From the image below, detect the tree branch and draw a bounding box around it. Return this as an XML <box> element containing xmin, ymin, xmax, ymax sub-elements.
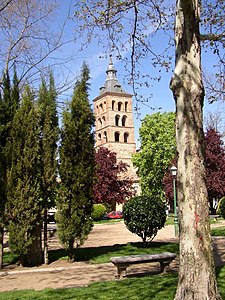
<box><xmin>0</xmin><ymin>0</ymin><xmax>13</xmax><ymax>13</ymax></box>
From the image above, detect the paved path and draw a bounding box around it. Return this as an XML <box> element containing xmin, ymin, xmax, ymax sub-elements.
<box><xmin>0</xmin><ymin>221</ymin><xmax>224</xmax><ymax>292</ymax></box>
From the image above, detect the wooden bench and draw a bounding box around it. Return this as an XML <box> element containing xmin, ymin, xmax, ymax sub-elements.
<box><xmin>110</xmin><ymin>252</ymin><xmax>177</xmax><ymax>279</ymax></box>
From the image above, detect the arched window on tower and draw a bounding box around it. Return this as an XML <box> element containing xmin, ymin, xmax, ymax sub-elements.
<box><xmin>118</xmin><ymin>102</ymin><xmax>122</xmax><ymax>111</ymax></box>
<box><xmin>98</xmin><ymin>118</ymin><xmax>102</xmax><ymax>127</ymax></box>
<box><xmin>112</xmin><ymin>100</ymin><xmax>115</xmax><ymax>110</ymax></box>
<box><xmin>98</xmin><ymin>133</ymin><xmax>101</xmax><ymax>140</ymax></box>
<box><xmin>96</xmin><ymin>105</ymin><xmax>99</xmax><ymax>114</ymax></box>
<box><xmin>103</xmin><ymin>131</ymin><xmax>108</xmax><ymax>142</ymax></box>
<box><xmin>99</xmin><ymin>103</ymin><xmax>103</xmax><ymax>112</ymax></box>
<box><xmin>115</xmin><ymin>131</ymin><xmax>120</xmax><ymax>142</ymax></box>
<box><xmin>104</xmin><ymin>101</ymin><xmax>106</xmax><ymax>111</ymax></box>
<box><xmin>125</xmin><ymin>101</ymin><xmax>128</xmax><ymax>112</ymax></box>
<box><xmin>115</xmin><ymin>115</ymin><xmax>120</xmax><ymax>126</ymax></box>
<box><xmin>122</xmin><ymin>115</ymin><xmax>127</xmax><ymax>126</ymax></box>
<box><xmin>124</xmin><ymin>132</ymin><xmax>129</xmax><ymax>143</ymax></box>
<box><xmin>102</xmin><ymin>116</ymin><xmax>106</xmax><ymax>126</ymax></box>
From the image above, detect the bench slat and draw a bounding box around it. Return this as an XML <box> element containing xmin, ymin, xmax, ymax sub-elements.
<box><xmin>110</xmin><ymin>252</ymin><xmax>176</xmax><ymax>264</ymax></box>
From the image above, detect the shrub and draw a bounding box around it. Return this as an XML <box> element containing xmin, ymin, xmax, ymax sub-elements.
<box><xmin>91</xmin><ymin>204</ymin><xmax>107</xmax><ymax>221</ymax></box>
<box><xmin>217</xmin><ymin>197</ymin><xmax>225</xmax><ymax>219</ymax></box>
<box><xmin>123</xmin><ymin>195</ymin><xmax>166</xmax><ymax>243</ymax></box>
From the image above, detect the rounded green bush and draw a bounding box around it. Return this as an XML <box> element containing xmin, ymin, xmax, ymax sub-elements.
<box><xmin>91</xmin><ymin>204</ymin><xmax>107</xmax><ymax>221</ymax></box>
<box><xmin>217</xmin><ymin>197</ymin><xmax>225</xmax><ymax>219</ymax></box>
<box><xmin>123</xmin><ymin>195</ymin><xmax>166</xmax><ymax>243</ymax></box>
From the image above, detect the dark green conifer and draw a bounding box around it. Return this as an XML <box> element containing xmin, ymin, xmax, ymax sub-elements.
<box><xmin>7</xmin><ymin>85</ymin><xmax>42</xmax><ymax>266</ymax></box>
<box><xmin>38</xmin><ymin>73</ymin><xmax>59</xmax><ymax>264</ymax></box>
<box><xmin>57</xmin><ymin>63</ymin><xmax>96</xmax><ymax>261</ymax></box>
<box><xmin>0</xmin><ymin>69</ymin><xmax>19</xmax><ymax>268</ymax></box>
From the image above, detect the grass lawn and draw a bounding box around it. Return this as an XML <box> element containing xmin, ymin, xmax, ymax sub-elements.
<box><xmin>0</xmin><ymin>267</ymin><xmax>225</xmax><ymax>300</ymax></box>
<box><xmin>211</xmin><ymin>227</ymin><xmax>225</xmax><ymax>237</ymax></box>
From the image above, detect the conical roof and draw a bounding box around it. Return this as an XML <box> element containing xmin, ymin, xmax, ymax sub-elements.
<box><xmin>99</xmin><ymin>56</ymin><xmax>127</xmax><ymax>95</ymax></box>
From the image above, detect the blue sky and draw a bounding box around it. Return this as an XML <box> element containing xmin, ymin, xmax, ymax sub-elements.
<box><xmin>52</xmin><ymin>1</ymin><xmax>225</xmax><ymax>146</ymax></box>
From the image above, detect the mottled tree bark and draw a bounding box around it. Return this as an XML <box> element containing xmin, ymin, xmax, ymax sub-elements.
<box><xmin>170</xmin><ymin>0</ymin><xmax>221</xmax><ymax>299</ymax></box>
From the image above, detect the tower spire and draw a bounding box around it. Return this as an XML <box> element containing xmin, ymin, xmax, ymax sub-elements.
<box><xmin>99</xmin><ymin>56</ymin><xmax>126</xmax><ymax>95</ymax></box>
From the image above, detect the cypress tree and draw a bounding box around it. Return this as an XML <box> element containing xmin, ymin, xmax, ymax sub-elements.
<box><xmin>38</xmin><ymin>73</ymin><xmax>59</xmax><ymax>264</ymax></box>
<box><xmin>0</xmin><ymin>69</ymin><xmax>19</xmax><ymax>269</ymax></box>
<box><xmin>7</xmin><ymin>85</ymin><xmax>42</xmax><ymax>266</ymax></box>
<box><xmin>57</xmin><ymin>62</ymin><xmax>96</xmax><ymax>261</ymax></box>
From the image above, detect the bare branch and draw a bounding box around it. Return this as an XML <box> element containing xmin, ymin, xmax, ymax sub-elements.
<box><xmin>0</xmin><ymin>0</ymin><xmax>73</xmax><ymax>92</ymax></box>
<box><xmin>0</xmin><ymin>0</ymin><xmax>13</xmax><ymax>13</ymax></box>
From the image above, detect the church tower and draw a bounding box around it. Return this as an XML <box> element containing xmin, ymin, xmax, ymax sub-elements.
<box><xmin>93</xmin><ymin>57</ymin><xmax>137</xmax><ymax>181</ymax></box>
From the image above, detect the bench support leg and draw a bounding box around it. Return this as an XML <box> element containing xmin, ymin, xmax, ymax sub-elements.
<box><xmin>116</xmin><ymin>265</ymin><xmax>128</xmax><ymax>279</ymax></box>
<box><xmin>159</xmin><ymin>261</ymin><xmax>171</xmax><ymax>273</ymax></box>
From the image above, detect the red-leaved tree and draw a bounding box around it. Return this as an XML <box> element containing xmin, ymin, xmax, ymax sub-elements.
<box><xmin>94</xmin><ymin>147</ymin><xmax>134</xmax><ymax>210</ymax></box>
<box><xmin>163</xmin><ymin>127</ymin><xmax>225</xmax><ymax>213</ymax></box>
<box><xmin>205</xmin><ymin>127</ymin><xmax>225</xmax><ymax>212</ymax></box>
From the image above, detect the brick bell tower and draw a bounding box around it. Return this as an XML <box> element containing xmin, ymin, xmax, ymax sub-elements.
<box><xmin>93</xmin><ymin>56</ymin><xmax>138</xmax><ymax>182</ymax></box>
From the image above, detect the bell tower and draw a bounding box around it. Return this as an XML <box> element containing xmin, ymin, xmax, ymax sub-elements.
<box><xmin>93</xmin><ymin>56</ymin><xmax>137</xmax><ymax>180</ymax></box>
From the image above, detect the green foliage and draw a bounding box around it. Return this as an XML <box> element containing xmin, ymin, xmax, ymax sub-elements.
<box><xmin>0</xmin><ymin>69</ymin><xmax>20</xmax><ymax>228</ymax></box>
<box><xmin>132</xmin><ymin>112</ymin><xmax>176</xmax><ymax>197</ymax></box>
<box><xmin>123</xmin><ymin>195</ymin><xmax>167</xmax><ymax>243</ymax></box>
<box><xmin>38</xmin><ymin>73</ymin><xmax>59</xmax><ymax>207</ymax></box>
<box><xmin>91</xmin><ymin>204</ymin><xmax>107</xmax><ymax>221</ymax></box>
<box><xmin>217</xmin><ymin>197</ymin><xmax>225</xmax><ymax>219</ymax></box>
<box><xmin>57</xmin><ymin>62</ymin><xmax>96</xmax><ymax>260</ymax></box>
<box><xmin>6</xmin><ymin>85</ymin><xmax>42</xmax><ymax>265</ymax></box>
<box><xmin>37</xmin><ymin>72</ymin><xmax>59</xmax><ymax>264</ymax></box>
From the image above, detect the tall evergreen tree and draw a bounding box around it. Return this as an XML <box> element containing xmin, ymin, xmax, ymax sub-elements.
<box><xmin>38</xmin><ymin>73</ymin><xmax>59</xmax><ymax>264</ymax></box>
<box><xmin>0</xmin><ymin>69</ymin><xmax>19</xmax><ymax>269</ymax></box>
<box><xmin>57</xmin><ymin>62</ymin><xmax>96</xmax><ymax>261</ymax></box>
<box><xmin>7</xmin><ymin>85</ymin><xmax>42</xmax><ymax>266</ymax></box>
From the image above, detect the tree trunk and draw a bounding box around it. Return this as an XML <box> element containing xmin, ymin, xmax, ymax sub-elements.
<box><xmin>0</xmin><ymin>226</ymin><xmax>4</xmax><ymax>269</ymax></box>
<box><xmin>43</xmin><ymin>208</ymin><xmax>49</xmax><ymax>264</ymax></box>
<box><xmin>26</xmin><ymin>224</ymin><xmax>43</xmax><ymax>266</ymax></box>
<box><xmin>170</xmin><ymin>1</ymin><xmax>221</xmax><ymax>299</ymax></box>
<box><xmin>68</xmin><ymin>239</ymin><xmax>74</xmax><ymax>262</ymax></box>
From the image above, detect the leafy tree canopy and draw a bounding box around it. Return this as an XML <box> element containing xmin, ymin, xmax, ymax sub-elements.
<box><xmin>94</xmin><ymin>146</ymin><xmax>134</xmax><ymax>209</ymax></box>
<box><xmin>123</xmin><ymin>195</ymin><xmax>166</xmax><ymax>243</ymax></box>
<box><xmin>163</xmin><ymin>127</ymin><xmax>225</xmax><ymax>211</ymax></box>
<box><xmin>205</xmin><ymin>127</ymin><xmax>225</xmax><ymax>202</ymax></box>
<box><xmin>132</xmin><ymin>112</ymin><xmax>176</xmax><ymax>196</ymax></box>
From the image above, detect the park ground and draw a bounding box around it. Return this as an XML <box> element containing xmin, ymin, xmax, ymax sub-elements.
<box><xmin>0</xmin><ymin>220</ymin><xmax>224</xmax><ymax>291</ymax></box>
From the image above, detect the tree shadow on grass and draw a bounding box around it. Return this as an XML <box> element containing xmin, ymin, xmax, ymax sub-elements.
<box><xmin>48</xmin><ymin>241</ymin><xmax>179</xmax><ymax>264</ymax></box>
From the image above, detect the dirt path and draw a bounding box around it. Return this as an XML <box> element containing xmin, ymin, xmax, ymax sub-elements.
<box><xmin>0</xmin><ymin>221</ymin><xmax>224</xmax><ymax>292</ymax></box>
